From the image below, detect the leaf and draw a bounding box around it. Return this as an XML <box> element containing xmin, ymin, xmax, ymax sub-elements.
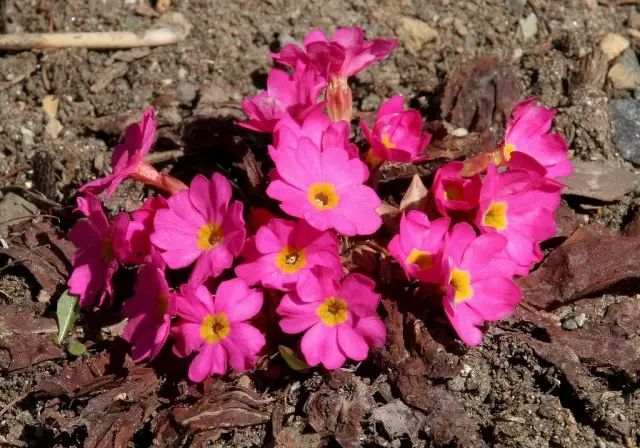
<box><xmin>399</xmin><ymin>175</ymin><xmax>427</xmax><ymax>212</ymax></box>
<box><xmin>278</xmin><ymin>345</ymin><xmax>311</xmax><ymax>371</ymax></box>
<box><xmin>57</xmin><ymin>289</ymin><xmax>80</xmax><ymax>344</ymax></box>
<box><xmin>67</xmin><ymin>341</ymin><xmax>88</xmax><ymax>357</ymax></box>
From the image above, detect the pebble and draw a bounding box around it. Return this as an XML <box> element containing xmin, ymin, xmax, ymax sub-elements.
<box><xmin>41</xmin><ymin>95</ymin><xmax>59</xmax><ymax>119</ymax></box>
<box><xmin>629</xmin><ymin>9</ymin><xmax>640</xmax><ymax>30</ymax></box>
<box><xmin>608</xmin><ymin>48</ymin><xmax>640</xmax><ymax>90</ymax></box>
<box><xmin>175</xmin><ymin>82</ymin><xmax>199</xmax><ymax>104</ymax></box>
<box><xmin>396</xmin><ymin>17</ymin><xmax>439</xmax><ymax>54</ymax></box>
<box><xmin>454</xmin><ymin>18</ymin><xmax>469</xmax><ymax>37</ymax></box>
<box><xmin>599</xmin><ymin>33</ymin><xmax>629</xmax><ymax>61</ymax></box>
<box><xmin>518</xmin><ymin>13</ymin><xmax>538</xmax><ymax>43</ymax></box>
<box><xmin>372</xmin><ymin>400</ymin><xmax>423</xmax><ymax>440</ymax></box>
<box><xmin>611</xmin><ymin>98</ymin><xmax>640</xmax><ymax>165</ymax></box>
<box><xmin>44</xmin><ymin>118</ymin><xmax>63</xmax><ymax>140</ymax></box>
<box><xmin>563</xmin><ymin>160</ymin><xmax>639</xmax><ymax>202</ymax></box>
<box><xmin>360</xmin><ymin>93</ymin><xmax>381</xmax><ymax>111</ymax></box>
<box><xmin>19</xmin><ymin>127</ymin><xmax>35</xmax><ymax>149</ymax></box>
<box><xmin>0</xmin><ymin>193</ymin><xmax>38</xmax><ymax>237</ymax></box>
<box><xmin>507</xmin><ymin>0</ymin><xmax>527</xmax><ymax>9</ymax></box>
<box><xmin>561</xmin><ymin>312</ymin><xmax>587</xmax><ymax>331</ymax></box>
<box><xmin>451</xmin><ymin>127</ymin><xmax>468</xmax><ymax>137</ymax></box>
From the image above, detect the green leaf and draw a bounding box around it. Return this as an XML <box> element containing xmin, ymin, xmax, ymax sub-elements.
<box><xmin>67</xmin><ymin>341</ymin><xmax>87</xmax><ymax>357</ymax></box>
<box><xmin>56</xmin><ymin>289</ymin><xmax>79</xmax><ymax>344</ymax></box>
<box><xmin>278</xmin><ymin>345</ymin><xmax>311</xmax><ymax>371</ymax></box>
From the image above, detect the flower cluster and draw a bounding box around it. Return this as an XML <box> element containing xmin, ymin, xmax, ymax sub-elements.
<box><xmin>67</xmin><ymin>27</ymin><xmax>572</xmax><ymax>382</ymax></box>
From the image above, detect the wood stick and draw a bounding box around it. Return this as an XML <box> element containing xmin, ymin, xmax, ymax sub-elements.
<box><xmin>0</xmin><ymin>26</ymin><xmax>187</xmax><ymax>50</ymax></box>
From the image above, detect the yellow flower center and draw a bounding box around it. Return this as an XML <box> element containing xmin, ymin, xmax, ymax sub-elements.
<box><xmin>449</xmin><ymin>268</ymin><xmax>473</xmax><ymax>303</ymax></box>
<box><xmin>308</xmin><ymin>183</ymin><xmax>340</xmax><ymax>210</ymax></box>
<box><xmin>482</xmin><ymin>201</ymin><xmax>508</xmax><ymax>231</ymax></box>
<box><xmin>381</xmin><ymin>133</ymin><xmax>396</xmax><ymax>149</ymax></box>
<box><xmin>317</xmin><ymin>297</ymin><xmax>349</xmax><ymax>326</ymax></box>
<box><xmin>503</xmin><ymin>143</ymin><xmax>517</xmax><ymax>162</ymax></box>
<box><xmin>200</xmin><ymin>313</ymin><xmax>231</xmax><ymax>344</ymax></box>
<box><xmin>197</xmin><ymin>222</ymin><xmax>224</xmax><ymax>250</ymax></box>
<box><xmin>406</xmin><ymin>248</ymin><xmax>432</xmax><ymax>271</ymax></box>
<box><xmin>443</xmin><ymin>183</ymin><xmax>465</xmax><ymax>201</ymax></box>
<box><xmin>275</xmin><ymin>246</ymin><xmax>307</xmax><ymax>274</ymax></box>
<box><xmin>100</xmin><ymin>237</ymin><xmax>114</xmax><ymax>263</ymax></box>
<box><xmin>155</xmin><ymin>292</ymin><xmax>169</xmax><ymax>318</ymax></box>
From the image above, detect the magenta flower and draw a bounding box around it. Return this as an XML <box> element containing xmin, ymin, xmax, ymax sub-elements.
<box><xmin>441</xmin><ymin>223</ymin><xmax>522</xmax><ymax>346</ymax></box>
<box><xmin>476</xmin><ymin>163</ymin><xmax>561</xmax><ymax>276</ymax></box>
<box><xmin>266</xmin><ymin>137</ymin><xmax>381</xmax><ymax>236</ymax></box>
<box><xmin>68</xmin><ymin>194</ymin><xmax>127</xmax><ymax>308</ymax></box>
<box><xmin>270</xmin><ymin>109</ymin><xmax>358</xmax><ymax>161</ymax></box>
<box><xmin>238</xmin><ymin>62</ymin><xmax>326</xmax><ymax>133</ymax></box>
<box><xmin>388</xmin><ymin>211</ymin><xmax>450</xmax><ymax>283</ymax></box>
<box><xmin>235</xmin><ymin>218</ymin><xmax>343</xmax><ymax>291</ymax></box>
<box><xmin>151</xmin><ymin>173</ymin><xmax>246</xmax><ymax>285</ymax></box>
<box><xmin>361</xmin><ymin>95</ymin><xmax>431</xmax><ymax>163</ymax></box>
<box><xmin>171</xmin><ymin>279</ymin><xmax>265</xmax><ymax>381</ymax></box>
<box><xmin>121</xmin><ymin>195</ymin><xmax>169</xmax><ymax>265</ymax></box>
<box><xmin>277</xmin><ymin>268</ymin><xmax>386</xmax><ymax>369</ymax></box>
<box><xmin>498</xmin><ymin>97</ymin><xmax>572</xmax><ymax>179</ymax></box>
<box><xmin>429</xmin><ymin>161</ymin><xmax>482</xmax><ymax>219</ymax></box>
<box><xmin>122</xmin><ymin>248</ymin><xmax>176</xmax><ymax>362</ymax></box>
<box><xmin>80</xmin><ymin>108</ymin><xmax>187</xmax><ymax>198</ymax></box>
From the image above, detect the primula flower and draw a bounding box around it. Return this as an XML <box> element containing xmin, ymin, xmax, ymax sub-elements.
<box><xmin>496</xmin><ymin>97</ymin><xmax>572</xmax><ymax>179</ymax></box>
<box><xmin>361</xmin><ymin>95</ymin><xmax>431</xmax><ymax>163</ymax></box>
<box><xmin>151</xmin><ymin>173</ymin><xmax>245</xmax><ymax>285</ymax></box>
<box><xmin>441</xmin><ymin>222</ymin><xmax>522</xmax><ymax>346</ymax></box>
<box><xmin>388</xmin><ymin>211</ymin><xmax>450</xmax><ymax>283</ymax></box>
<box><xmin>80</xmin><ymin>108</ymin><xmax>187</xmax><ymax>198</ymax></box>
<box><xmin>123</xmin><ymin>195</ymin><xmax>168</xmax><ymax>265</ymax></box>
<box><xmin>122</xmin><ymin>248</ymin><xmax>176</xmax><ymax>362</ymax></box>
<box><xmin>428</xmin><ymin>161</ymin><xmax>482</xmax><ymax>220</ymax></box>
<box><xmin>171</xmin><ymin>279</ymin><xmax>265</xmax><ymax>381</ymax></box>
<box><xmin>277</xmin><ymin>268</ymin><xmax>386</xmax><ymax>369</ymax></box>
<box><xmin>476</xmin><ymin>163</ymin><xmax>561</xmax><ymax>276</ymax></box>
<box><xmin>238</xmin><ymin>63</ymin><xmax>326</xmax><ymax>133</ymax></box>
<box><xmin>266</xmin><ymin>137</ymin><xmax>381</xmax><ymax>236</ymax></box>
<box><xmin>270</xmin><ymin>110</ymin><xmax>358</xmax><ymax>161</ymax></box>
<box><xmin>68</xmin><ymin>194</ymin><xmax>127</xmax><ymax>308</ymax></box>
<box><xmin>235</xmin><ymin>218</ymin><xmax>342</xmax><ymax>291</ymax></box>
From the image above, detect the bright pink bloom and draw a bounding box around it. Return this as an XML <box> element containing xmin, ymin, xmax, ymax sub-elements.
<box><xmin>266</xmin><ymin>138</ymin><xmax>381</xmax><ymax>236</ymax></box>
<box><xmin>235</xmin><ymin>218</ymin><xmax>342</xmax><ymax>291</ymax></box>
<box><xmin>270</xmin><ymin>109</ymin><xmax>358</xmax><ymax>161</ymax></box>
<box><xmin>277</xmin><ymin>268</ymin><xmax>386</xmax><ymax>369</ymax></box>
<box><xmin>429</xmin><ymin>161</ymin><xmax>482</xmax><ymax>219</ymax></box>
<box><xmin>122</xmin><ymin>248</ymin><xmax>176</xmax><ymax>362</ymax></box>
<box><xmin>68</xmin><ymin>194</ymin><xmax>127</xmax><ymax>307</ymax></box>
<box><xmin>361</xmin><ymin>95</ymin><xmax>431</xmax><ymax>163</ymax></box>
<box><xmin>476</xmin><ymin>163</ymin><xmax>561</xmax><ymax>276</ymax></box>
<box><xmin>271</xmin><ymin>27</ymin><xmax>397</xmax><ymax>80</ymax></box>
<box><xmin>499</xmin><ymin>97</ymin><xmax>572</xmax><ymax>179</ymax></box>
<box><xmin>124</xmin><ymin>195</ymin><xmax>169</xmax><ymax>264</ymax></box>
<box><xmin>238</xmin><ymin>63</ymin><xmax>326</xmax><ymax>133</ymax></box>
<box><xmin>171</xmin><ymin>279</ymin><xmax>265</xmax><ymax>381</ymax></box>
<box><xmin>441</xmin><ymin>223</ymin><xmax>522</xmax><ymax>346</ymax></box>
<box><xmin>388</xmin><ymin>211</ymin><xmax>450</xmax><ymax>283</ymax></box>
<box><xmin>151</xmin><ymin>173</ymin><xmax>245</xmax><ymax>285</ymax></box>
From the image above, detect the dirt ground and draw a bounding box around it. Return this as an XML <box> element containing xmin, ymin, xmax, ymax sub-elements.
<box><xmin>0</xmin><ymin>0</ymin><xmax>639</xmax><ymax>447</ymax></box>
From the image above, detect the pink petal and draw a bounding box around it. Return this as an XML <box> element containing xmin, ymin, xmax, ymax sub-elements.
<box><xmin>221</xmin><ymin>322</ymin><xmax>265</xmax><ymax>371</ymax></box>
<box><xmin>337</xmin><ymin>273</ymin><xmax>380</xmax><ymax>317</ymax></box>
<box><xmin>337</xmin><ymin>324</ymin><xmax>369</xmax><ymax>361</ymax></box>
<box><xmin>171</xmin><ymin>321</ymin><xmax>204</xmax><ymax>358</ymax></box>
<box><xmin>300</xmin><ymin>323</ymin><xmax>346</xmax><ymax>369</ymax></box>
<box><xmin>235</xmin><ymin>254</ymin><xmax>280</xmax><ymax>286</ymax></box>
<box><xmin>469</xmin><ymin>278</ymin><xmax>522</xmax><ymax>321</ymax></box>
<box><xmin>354</xmin><ymin>316</ymin><xmax>386</xmax><ymax>348</ymax></box>
<box><xmin>189</xmin><ymin>246</ymin><xmax>234</xmax><ymax>284</ymax></box>
<box><xmin>377</xmin><ymin>95</ymin><xmax>404</xmax><ymax>118</ymax></box>
<box><xmin>188</xmin><ymin>344</ymin><xmax>221</xmax><ymax>381</ymax></box>
<box><xmin>215</xmin><ymin>278</ymin><xmax>263</xmax><ymax>323</ymax></box>
<box><xmin>296</xmin><ymin>267</ymin><xmax>339</xmax><ymax>303</ymax></box>
<box><xmin>277</xmin><ymin>292</ymin><xmax>321</xmax><ymax>333</ymax></box>
<box><xmin>443</xmin><ymin>299</ymin><xmax>484</xmax><ymax>346</ymax></box>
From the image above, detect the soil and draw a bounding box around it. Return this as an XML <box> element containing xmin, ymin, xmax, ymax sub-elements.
<box><xmin>0</xmin><ymin>0</ymin><xmax>639</xmax><ymax>447</ymax></box>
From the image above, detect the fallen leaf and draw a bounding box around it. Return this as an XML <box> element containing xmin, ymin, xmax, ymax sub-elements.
<box><xmin>562</xmin><ymin>160</ymin><xmax>639</xmax><ymax>202</ymax></box>
<box><xmin>278</xmin><ymin>345</ymin><xmax>310</xmax><ymax>371</ymax></box>
<box><xmin>67</xmin><ymin>341</ymin><xmax>87</xmax><ymax>357</ymax></box>
<box><xmin>399</xmin><ymin>174</ymin><xmax>428</xmax><ymax>211</ymax></box>
<box><xmin>56</xmin><ymin>289</ymin><xmax>79</xmax><ymax>344</ymax></box>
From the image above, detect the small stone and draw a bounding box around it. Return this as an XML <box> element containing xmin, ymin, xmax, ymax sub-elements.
<box><xmin>518</xmin><ymin>13</ymin><xmax>538</xmax><ymax>43</ymax></box>
<box><xmin>41</xmin><ymin>95</ymin><xmax>59</xmax><ymax>119</ymax></box>
<box><xmin>561</xmin><ymin>313</ymin><xmax>586</xmax><ymax>331</ymax></box>
<box><xmin>562</xmin><ymin>318</ymin><xmax>578</xmax><ymax>331</ymax></box>
<box><xmin>372</xmin><ymin>400</ymin><xmax>424</xmax><ymax>441</ymax></box>
<box><xmin>20</xmin><ymin>127</ymin><xmax>35</xmax><ymax>149</ymax></box>
<box><xmin>629</xmin><ymin>9</ymin><xmax>640</xmax><ymax>30</ymax></box>
<box><xmin>465</xmin><ymin>378</ymin><xmax>479</xmax><ymax>391</ymax></box>
<box><xmin>563</xmin><ymin>160</ymin><xmax>639</xmax><ymax>202</ymax></box>
<box><xmin>454</xmin><ymin>18</ymin><xmax>468</xmax><ymax>37</ymax></box>
<box><xmin>360</xmin><ymin>93</ymin><xmax>381</xmax><ymax>111</ymax></box>
<box><xmin>612</xmin><ymin>99</ymin><xmax>640</xmax><ymax>165</ymax></box>
<box><xmin>396</xmin><ymin>17</ymin><xmax>438</xmax><ymax>54</ymax></box>
<box><xmin>608</xmin><ymin>48</ymin><xmax>640</xmax><ymax>90</ymax></box>
<box><xmin>0</xmin><ymin>193</ymin><xmax>38</xmax><ymax>237</ymax></box>
<box><xmin>451</xmin><ymin>127</ymin><xmax>468</xmax><ymax>137</ymax></box>
<box><xmin>600</xmin><ymin>33</ymin><xmax>630</xmax><ymax>61</ymax></box>
<box><xmin>175</xmin><ymin>82</ymin><xmax>199</xmax><ymax>105</ymax></box>
<box><xmin>507</xmin><ymin>0</ymin><xmax>527</xmax><ymax>9</ymax></box>
<box><xmin>45</xmin><ymin>118</ymin><xmax>63</xmax><ymax>140</ymax></box>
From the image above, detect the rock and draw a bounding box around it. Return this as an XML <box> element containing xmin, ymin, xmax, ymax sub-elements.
<box><xmin>629</xmin><ymin>9</ymin><xmax>640</xmax><ymax>30</ymax></box>
<box><xmin>175</xmin><ymin>82</ymin><xmax>199</xmax><ymax>105</ymax></box>
<box><xmin>611</xmin><ymin>98</ymin><xmax>640</xmax><ymax>165</ymax></box>
<box><xmin>561</xmin><ymin>312</ymin><xmax>587</xmax><ymax>331</ymax></box>
<box><xmin>0</xmin><ymin>193</ymin><xmax>38</xmax><ymax>237</ymax></box>
<box><xmin>90</xmin><ymin>62</ymin><xmax>129</xmax><ymax>93</ymax></box>
<box><xmin>396</xmin><ymin>17</ymin><xmax>438</xmax><ymax>54</ymax></box>
<box><xmin>453</xmin><ymin>18</ymin><xmax>468</xmax><ymax>37</ymax></box>
<box><xmin>599</xmin><ymin>33</ymin><xmax>630</xmax><ymax>61</ymax></box>
<box><xmin>41</xmin><ymin>95</ymin><xmax>59</xmax><ymax>119</ymax></box>
<box><xmin>563</xmin><ymin>160</ymin><xmax>639</xmax><ymax>202</ymax></box>
<box><xmin>360</xmin><ymin>93</ymin><xmax>380</xmax><ymax>111</ymax></box>
<box><xmin>608</xmin><ymin>48</ymin><xmax>640</xmax><ymax>90</ymax></box>
<box><xmin>44</xmin><ymin>118</ymin><xmax>63</xmax><ymax>140</ymax></box>
<box><xmin>372</xmin><ymin>400</ymin><xmax>425</xmax><ymax>442</ymax></box>
<box><xmin>518</xmin><ymin>13</ymin><xmax>538</xmax><ymax>43</ymax></box>
<box><xmin>507</xmin><ymin>0</ymin><xmax>527</xmax><ymax>9</ymax></box>
<box><xmin>20</xmin><ymin>127</ymin><xmax>35</xmax><ymax>149</ymax></box>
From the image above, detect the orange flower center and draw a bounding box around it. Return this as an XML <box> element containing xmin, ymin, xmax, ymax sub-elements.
<box><xmin>482</xmin><ymin>201</ymin><xmax>508</xmax><ymax>231</ymax></box>
<box><xmin>317</xmin><ymin>297</ymin><xmax>348</xmax><ymax>326</ymax></box>
<box><xmin>275</xmin><ymin>246</ymin><xmax>307</xmax><ymax>274</ymax></box>
<box><xmin>381</xmin><ymin>133</ymin><xmax>396</xmax><ymax>149</ymax></box>
<box><xmin>197</xmin><ymin>222</ymin><xmax>224</xmax><ymax>250</ymax></box>
<box><xmin>443</xmin><ymin>182</ymin><xmax>465</xmax><ymax>201</ymax></box>
<box><xmin>449</xmin><ymin>268</ymin><xmax>473</xmax><ymax>303</ymax></box>
<box><xmin>406</xmin><ymin>249</ymin><xmax>432</xmax><ymax>271</ymax></box>
<box><xmin>308</xmin><ymin>183</ymin><xmax>340</xmax><ymax>210</ymax></box>
<box><xmin>503</xmin><ymin>143</ymin><xmax>517</xmax><ymax>161</ymax></box>
<box><xmin>200</xmin><ymin>313</ymin><xmax>231</xmax><ymax>344</ymax></box>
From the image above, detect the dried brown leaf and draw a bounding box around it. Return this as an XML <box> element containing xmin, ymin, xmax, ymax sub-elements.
<box><xmin>399</xmin><ymin>174</ymin><xmax>427</xmax><ymax>212</ymax></box>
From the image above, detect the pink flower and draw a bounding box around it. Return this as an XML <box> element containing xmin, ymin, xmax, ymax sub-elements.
<box><xmin>498</xmin><ymin>97</ymin><xmax>572</xmax><ymax>179</ymax></box>
<box><xmin>122</xmin><ymin>196</ymin><xmax>168</xmax><ymax>264</ymax></box>
<box><xmin>238</xmin><ymin>63</ymin><xmax>326</xmax><ymax>133</ymax></box>
<box><xmin>361</xmin><ymin>95</ymin><xmax>431</xmax><ymax>163</ymax></box>
<box><xmin>68</xmin><ymin>194</ymin><xmax>127</xmax><ymax>308</ymax></box>
<box><xmin>171</xmin><ymin>279</ymin><xmax>265</xmax><ymax>381</ymax></box>
<box><xmin>235</xmin><ymin>218</ymin><xmax>342</xmax><ymax>291</ymax></box>
<box><xmin>271</xmin><ymin>27</ymin><xmax>397</xmax><ymax>80</ymax></box>
<box><xmin>266</xmin><ymin>137</ymin><xmax>381</xmax><ymax>236</ymax></box>
<box><xmin>270</xmin><ymin>109</ymin><xmax>358</xmax><ymax>161</ymax></box>
<box><xmin>441</xmin><ymin>223</ymin><xmax>522</xmax><ymax>346</ymax></box>
<box><xmin>122</xmin><ymin>248</ymin><xmax>176</xmax><ymax>362</ymax></box>
<box><xmin>151</xmin><ymin>173</ymin><xmax>245</xmax><ymax>285</ymax></box>
<box><xmin>388</xmin><ymin>211</ymin><xmax>450</xmax><ymax>283</ymax></box>
<box><xmin>277</xmin><ymin>268</ymin><xmax>386</xmax><ymax>369</ymax></box>
<box><xmin>428</xmin><ymin>161</ymin><xmax>482</xmax><ymax>219</ymax></box>
<box><xmin>476</xmin><ymin>163</ymin><xmax>561</xmax><ymax>276</ymax></box>
<box><xmin>80</xmin><ymin>108</ymin><xmax>187</xmax><ymax>198</ymax></box>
